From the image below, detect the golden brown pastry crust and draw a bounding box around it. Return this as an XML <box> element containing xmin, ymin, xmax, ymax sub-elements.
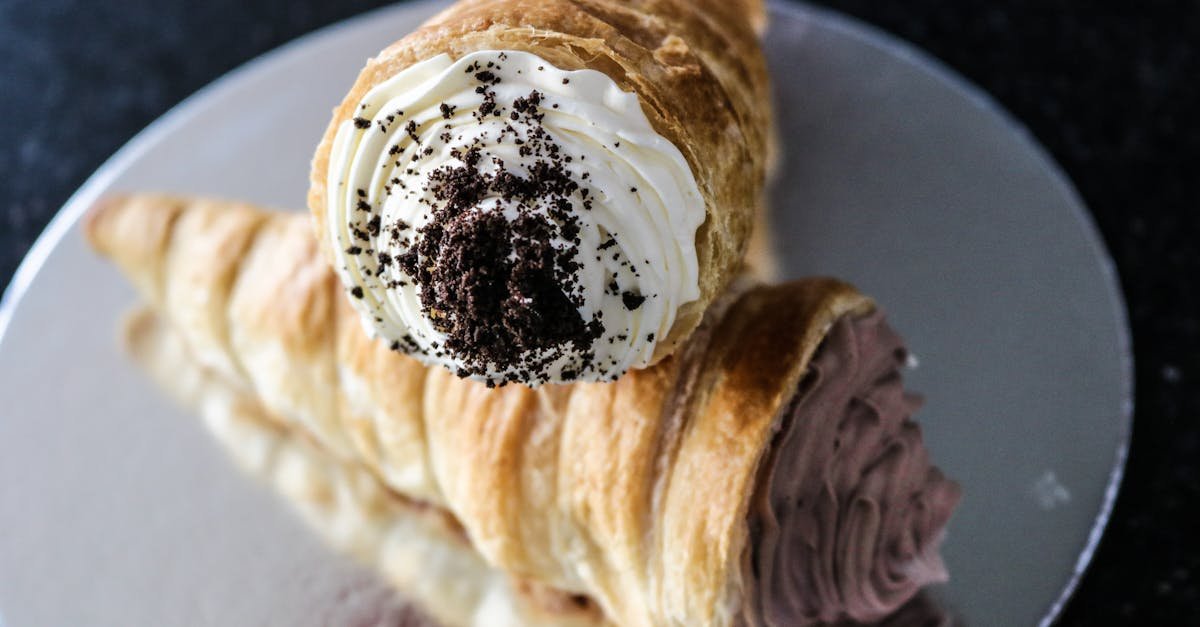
<box><xmin>88</xmin><ymin>195</ymin><xmax>868</xmax><ymax>626</ymax></box>
<box><xmin>123</xmin><ymin>306</ymin><xmax>606</xmax><ymax>627</ymax></box>
<box><xmin>308</xmin><ymin>0</ymin><xmax>772</xmax><ymax>363</ymax></box>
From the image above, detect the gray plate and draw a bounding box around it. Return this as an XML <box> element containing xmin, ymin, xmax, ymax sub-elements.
<box><xmin>0</xmin><ymin>2</ymin><xmax>1131</xmax><ymax>626</ymax></box>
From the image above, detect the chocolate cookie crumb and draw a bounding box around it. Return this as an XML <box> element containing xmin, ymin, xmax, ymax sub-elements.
<box><xmin>621</xmin><ymin>291</ymin><xmax>645</xmax><ymax>310</ymax></box>
<box><xmin>386</xmin><ymin>81</ymin><xmax>609</xmax><ymax>382</ymax></box>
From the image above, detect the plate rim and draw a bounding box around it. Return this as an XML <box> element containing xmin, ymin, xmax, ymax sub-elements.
<box><xmin>0</xmin><ymin>1</ymin><xmax>1134</xmax><ymax>625</ymax></box>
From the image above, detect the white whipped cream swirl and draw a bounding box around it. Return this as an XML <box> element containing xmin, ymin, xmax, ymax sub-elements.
<box><xmin>326</xmin><ymin>50</ymin><xmax>703</xmax><ymax>386</ymax></box>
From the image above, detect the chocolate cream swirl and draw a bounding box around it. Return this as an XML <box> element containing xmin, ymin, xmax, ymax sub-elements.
<box><xmin>743</xmin><ymin>310</ymin><xmax>961</xmax><ymax>626</ymax></box>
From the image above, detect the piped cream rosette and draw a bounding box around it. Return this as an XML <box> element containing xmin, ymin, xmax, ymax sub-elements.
<box><xmin>324</xmin><ymin>51</ymin><xmax>703</xmax><ymax>386</ymax></box>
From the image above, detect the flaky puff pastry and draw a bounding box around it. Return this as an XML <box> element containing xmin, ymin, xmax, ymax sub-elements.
<box><xmin>122</xmin><ymin>308</ymin><xmax>952</xmax><ymax>627</ymax></box>
<box><xmin>309</xmin><ymin>0</ymin><xmax>772</xmax><ymax>365</ymax></box>
<box><xmin>123</xmin><ymin>306</ymin><xmax>604</xmax><ymax>627</ymax></box>
<box><xmin>88</xmin><ymin>195</ymin><xmax>952</xmax><ymax>626</ymax></box>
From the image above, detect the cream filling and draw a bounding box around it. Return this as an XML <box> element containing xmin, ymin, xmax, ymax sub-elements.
<box><xmin>326</xmin><ymin>50</ymin><xmax>704</xmax><ymax>386</ymax></box>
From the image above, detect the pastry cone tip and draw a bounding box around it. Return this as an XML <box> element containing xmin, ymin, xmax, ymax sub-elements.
<box><xmin>82</xmin><ymin>193</ymin><xmax>128</xmax><ymax>252</ymax></box>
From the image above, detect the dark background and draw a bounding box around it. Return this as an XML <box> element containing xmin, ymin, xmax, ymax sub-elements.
<box><xmin>1</xmin><ymin>0</ymin><xmax>1196</xmax><ymax>623</ymax></box>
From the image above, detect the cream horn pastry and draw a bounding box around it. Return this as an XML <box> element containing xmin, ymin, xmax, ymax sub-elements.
<box><xmin>309</xmin><ymin>0</ymin><xmax>772</xmax><ymax>386</ymax></box>
<box><xmin>88</xmin><ymin>195</ymin><xmax>959</xmax><ymax>626</ymax></box>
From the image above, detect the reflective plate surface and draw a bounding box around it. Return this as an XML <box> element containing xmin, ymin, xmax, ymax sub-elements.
<box><xmin>0</xmin><ymin>2</ymin><xmax>1131</xmax><ymax>625</ymax></box>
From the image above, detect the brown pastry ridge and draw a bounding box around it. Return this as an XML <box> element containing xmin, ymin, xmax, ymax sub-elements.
<box><xmin>309</xmin><ymin>0</ymin><xmax>773</xmax><ymax>365</ymax></box>
<box><xmin>88</xmin><ymin>194</ymin><xmax>958</xmax><ymax>627</ymax></box>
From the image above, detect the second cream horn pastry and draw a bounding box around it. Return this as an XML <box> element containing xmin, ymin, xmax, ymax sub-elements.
<box><xmin>86</xmin><ymin>195</ymin><xmax>958</xmax><ymax>627</ymax></box>
<box><xmin>309</xmin><ymin>0</ymin><xmax>772</xmax><ymax>386</ymax></box>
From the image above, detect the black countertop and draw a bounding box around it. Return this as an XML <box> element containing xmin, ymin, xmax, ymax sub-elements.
<box><xmin>1</xmin><ymin>0</ymin><xmax>1196</xmax><ymax>623</ymax></box>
